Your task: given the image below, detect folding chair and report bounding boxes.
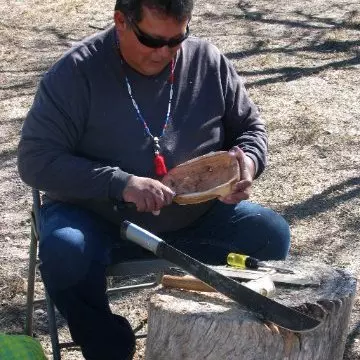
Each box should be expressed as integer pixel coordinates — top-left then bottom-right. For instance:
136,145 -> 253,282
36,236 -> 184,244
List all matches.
25,189 -> 173,360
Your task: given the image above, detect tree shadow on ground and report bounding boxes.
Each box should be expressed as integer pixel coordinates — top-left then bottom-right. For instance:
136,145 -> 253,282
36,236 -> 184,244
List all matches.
0,117 -> 24,127
200,2 -> 360,87
236,2 -> 360,31
1,24 -> 81,101
1,19 -> 112,101
0,301 -> 67,336
344,320 -> 360,357
0,303 -> 28,334
0,149 -> 18,168
239,53 -> 360,88
281,176 -> 360,225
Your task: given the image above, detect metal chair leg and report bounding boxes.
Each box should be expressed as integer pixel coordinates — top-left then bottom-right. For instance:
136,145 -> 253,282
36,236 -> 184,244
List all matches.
45,291 -> 61,360
25,212 -> 38,336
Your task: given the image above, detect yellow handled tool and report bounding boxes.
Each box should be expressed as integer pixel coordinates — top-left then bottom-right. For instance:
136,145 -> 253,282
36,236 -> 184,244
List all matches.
227,253 -> 294,274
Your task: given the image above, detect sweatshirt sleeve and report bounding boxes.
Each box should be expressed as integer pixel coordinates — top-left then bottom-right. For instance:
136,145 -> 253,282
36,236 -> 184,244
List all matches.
17,56 -> 131,200
220,55 -> 268,178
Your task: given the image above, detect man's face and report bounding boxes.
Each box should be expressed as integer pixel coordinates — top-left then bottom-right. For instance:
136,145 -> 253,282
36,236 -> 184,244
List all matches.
115,7 -> 189,76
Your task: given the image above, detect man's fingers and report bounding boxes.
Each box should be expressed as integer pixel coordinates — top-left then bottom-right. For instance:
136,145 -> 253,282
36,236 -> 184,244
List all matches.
161,184 -> 176,205
135,198 -> 147,212
219,176 -> 251,204
145,185 -> 175,212
152,189 -> 165,211
229,145 -> 241,154
230,146 -> 252,182
233,180 -> 252,192
220,190 -> 250,204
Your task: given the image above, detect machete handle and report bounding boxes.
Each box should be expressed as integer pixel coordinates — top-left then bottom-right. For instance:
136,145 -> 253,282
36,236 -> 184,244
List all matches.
121,220 -> 164,254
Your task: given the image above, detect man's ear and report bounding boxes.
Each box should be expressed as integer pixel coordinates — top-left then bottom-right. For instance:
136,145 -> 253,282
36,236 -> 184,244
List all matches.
114,10 -> 127,31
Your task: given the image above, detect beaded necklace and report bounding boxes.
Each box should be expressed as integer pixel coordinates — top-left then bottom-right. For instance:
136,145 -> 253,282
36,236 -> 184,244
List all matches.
118,41 -> 175,176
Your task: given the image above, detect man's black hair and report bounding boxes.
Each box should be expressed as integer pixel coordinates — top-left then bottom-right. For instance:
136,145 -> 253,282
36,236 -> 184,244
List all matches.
114,0 -> 193,22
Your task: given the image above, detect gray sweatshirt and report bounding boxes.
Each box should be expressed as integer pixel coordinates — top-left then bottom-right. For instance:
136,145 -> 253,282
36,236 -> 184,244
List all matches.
18,26 -> 267,233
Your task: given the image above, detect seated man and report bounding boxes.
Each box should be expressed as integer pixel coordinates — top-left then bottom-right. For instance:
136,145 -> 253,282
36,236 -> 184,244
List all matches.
17,0 -> 290,358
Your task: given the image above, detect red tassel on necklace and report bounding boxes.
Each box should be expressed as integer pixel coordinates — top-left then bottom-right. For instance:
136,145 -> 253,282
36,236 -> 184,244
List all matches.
154,153 -> 168,176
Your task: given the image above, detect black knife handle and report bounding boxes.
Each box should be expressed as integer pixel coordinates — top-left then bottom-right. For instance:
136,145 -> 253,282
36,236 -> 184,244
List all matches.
114,201 -> 137,211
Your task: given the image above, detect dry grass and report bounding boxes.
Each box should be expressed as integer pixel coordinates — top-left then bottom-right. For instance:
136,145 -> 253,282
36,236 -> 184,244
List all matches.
1,0 -> 359,358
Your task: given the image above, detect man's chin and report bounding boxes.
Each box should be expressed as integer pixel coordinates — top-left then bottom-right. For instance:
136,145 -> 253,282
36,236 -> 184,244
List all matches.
140,62 -> 169,76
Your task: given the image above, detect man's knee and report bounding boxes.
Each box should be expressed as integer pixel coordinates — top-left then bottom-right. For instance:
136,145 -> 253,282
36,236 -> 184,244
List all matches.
39,227 -> 91,290
256,208 -> 291,260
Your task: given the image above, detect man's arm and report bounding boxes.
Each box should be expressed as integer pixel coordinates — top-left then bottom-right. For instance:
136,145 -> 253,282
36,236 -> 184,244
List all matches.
17,63 -> 131,201
216,54 -> 267,204
220,56 -> 268,179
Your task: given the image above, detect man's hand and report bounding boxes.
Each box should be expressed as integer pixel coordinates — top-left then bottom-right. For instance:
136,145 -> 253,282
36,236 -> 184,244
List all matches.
219,146 -> 255,204
122,175 -> 175,213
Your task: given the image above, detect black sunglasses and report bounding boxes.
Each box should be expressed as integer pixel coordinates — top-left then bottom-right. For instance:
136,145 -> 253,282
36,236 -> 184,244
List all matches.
128,19 -> 190,49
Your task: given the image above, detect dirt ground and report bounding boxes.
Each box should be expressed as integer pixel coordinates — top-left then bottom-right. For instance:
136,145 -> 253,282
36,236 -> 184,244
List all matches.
1,0 -> 359,359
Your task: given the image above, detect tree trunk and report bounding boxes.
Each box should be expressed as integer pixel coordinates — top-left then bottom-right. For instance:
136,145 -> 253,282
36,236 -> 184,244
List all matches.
145,258 -> 356,360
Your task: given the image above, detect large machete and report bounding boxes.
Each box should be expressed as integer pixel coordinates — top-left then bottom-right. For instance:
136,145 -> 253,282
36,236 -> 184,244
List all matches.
121,221 -> 322,332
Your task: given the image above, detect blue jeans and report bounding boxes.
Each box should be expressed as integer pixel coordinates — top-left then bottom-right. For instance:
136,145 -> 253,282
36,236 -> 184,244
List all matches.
39,201 -> 290,360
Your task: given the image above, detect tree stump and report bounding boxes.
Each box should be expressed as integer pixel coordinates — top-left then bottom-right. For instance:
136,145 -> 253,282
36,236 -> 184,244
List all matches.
145,257 -> 357,360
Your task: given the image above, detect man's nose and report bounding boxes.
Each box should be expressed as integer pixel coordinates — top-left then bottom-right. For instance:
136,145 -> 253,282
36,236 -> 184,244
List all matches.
156,45 -> 172,58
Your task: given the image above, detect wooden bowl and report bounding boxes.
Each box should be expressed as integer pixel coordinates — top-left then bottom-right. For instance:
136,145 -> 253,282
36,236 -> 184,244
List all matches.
162,151 -> 240,205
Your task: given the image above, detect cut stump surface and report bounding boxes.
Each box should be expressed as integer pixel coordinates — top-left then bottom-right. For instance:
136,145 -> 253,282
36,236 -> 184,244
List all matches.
145,257 -> 357,360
